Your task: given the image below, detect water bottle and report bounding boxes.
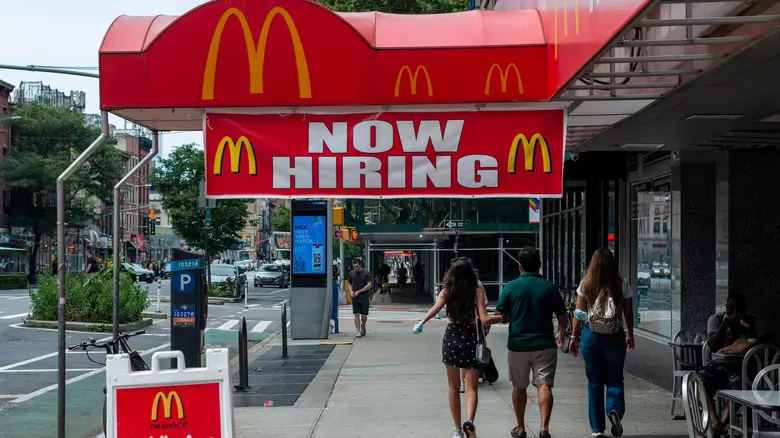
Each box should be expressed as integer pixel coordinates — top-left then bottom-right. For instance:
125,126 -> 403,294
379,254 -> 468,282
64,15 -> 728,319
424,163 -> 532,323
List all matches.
574,309 -> 588,321
413,321 -> 424,334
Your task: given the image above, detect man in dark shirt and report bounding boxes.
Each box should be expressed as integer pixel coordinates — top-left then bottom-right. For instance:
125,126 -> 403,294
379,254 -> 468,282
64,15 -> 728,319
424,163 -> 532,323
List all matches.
495,247 -> 567,438
85,251 -> 99,274
348,258 -> 372,338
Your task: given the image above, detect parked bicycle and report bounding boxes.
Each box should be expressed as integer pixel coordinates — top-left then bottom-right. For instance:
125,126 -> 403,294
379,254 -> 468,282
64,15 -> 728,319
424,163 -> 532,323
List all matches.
68,330 -> 149,434
558,286 -> 578,353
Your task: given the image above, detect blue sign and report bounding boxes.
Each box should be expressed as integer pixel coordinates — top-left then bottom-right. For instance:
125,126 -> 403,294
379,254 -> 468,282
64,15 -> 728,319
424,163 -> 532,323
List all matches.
172,304 -> 196,327
172,272 -> 196,294
292,215 -> 326,275
170,258 -> 203,272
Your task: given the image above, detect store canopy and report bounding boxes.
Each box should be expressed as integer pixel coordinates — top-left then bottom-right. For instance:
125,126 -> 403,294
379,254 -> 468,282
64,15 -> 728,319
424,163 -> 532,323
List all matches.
98,0 -> 654,130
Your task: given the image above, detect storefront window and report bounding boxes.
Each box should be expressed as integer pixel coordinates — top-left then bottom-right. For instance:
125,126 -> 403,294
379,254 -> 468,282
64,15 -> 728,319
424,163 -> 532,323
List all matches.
632,175 -> 673,338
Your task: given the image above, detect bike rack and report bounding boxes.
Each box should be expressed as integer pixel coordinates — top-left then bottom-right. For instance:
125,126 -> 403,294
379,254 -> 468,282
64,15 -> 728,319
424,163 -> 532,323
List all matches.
281,303 -> 289,359
234,317 -> 250,391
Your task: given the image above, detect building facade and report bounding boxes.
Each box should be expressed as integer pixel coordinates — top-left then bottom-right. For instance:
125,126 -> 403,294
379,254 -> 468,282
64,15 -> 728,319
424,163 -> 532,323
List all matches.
0,80 -> 15,233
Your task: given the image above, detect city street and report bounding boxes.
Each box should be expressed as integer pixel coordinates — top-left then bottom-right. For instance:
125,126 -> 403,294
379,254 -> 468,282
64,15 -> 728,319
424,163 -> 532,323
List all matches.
0,270 -> 290,430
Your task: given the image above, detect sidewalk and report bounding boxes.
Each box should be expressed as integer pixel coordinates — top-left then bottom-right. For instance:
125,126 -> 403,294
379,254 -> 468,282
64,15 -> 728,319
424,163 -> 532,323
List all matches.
233,318 -> 688,438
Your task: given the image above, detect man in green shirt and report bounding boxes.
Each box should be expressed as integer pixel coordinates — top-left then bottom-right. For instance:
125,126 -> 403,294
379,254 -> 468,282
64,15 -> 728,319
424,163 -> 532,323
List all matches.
495,247 -> 568,438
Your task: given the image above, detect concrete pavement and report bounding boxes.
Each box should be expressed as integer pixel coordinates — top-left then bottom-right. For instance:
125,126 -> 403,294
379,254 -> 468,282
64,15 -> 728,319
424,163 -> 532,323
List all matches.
235,317 -> 687,438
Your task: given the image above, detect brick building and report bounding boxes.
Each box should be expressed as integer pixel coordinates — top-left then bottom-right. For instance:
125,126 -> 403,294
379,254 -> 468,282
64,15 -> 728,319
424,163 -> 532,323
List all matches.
0,80 -> 15,232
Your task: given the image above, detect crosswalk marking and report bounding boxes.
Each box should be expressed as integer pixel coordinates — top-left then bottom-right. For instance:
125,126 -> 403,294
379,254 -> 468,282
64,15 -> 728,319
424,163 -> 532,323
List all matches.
0,313 -> 28,320
215,319 -> 239,331
251,321 -> 271,333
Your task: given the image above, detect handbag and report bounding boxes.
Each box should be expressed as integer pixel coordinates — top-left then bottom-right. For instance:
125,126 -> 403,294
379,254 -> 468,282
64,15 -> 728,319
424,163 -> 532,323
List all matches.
475,304 -> 492,364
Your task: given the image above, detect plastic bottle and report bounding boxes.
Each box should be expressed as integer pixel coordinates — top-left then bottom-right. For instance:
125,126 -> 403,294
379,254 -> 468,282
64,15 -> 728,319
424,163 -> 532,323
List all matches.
413,321 -> 424,334
574,309 -> 588,321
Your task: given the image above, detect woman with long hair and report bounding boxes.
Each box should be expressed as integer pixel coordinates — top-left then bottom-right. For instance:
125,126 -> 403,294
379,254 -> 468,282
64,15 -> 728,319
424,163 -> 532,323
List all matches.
569,249 -> 635,438
414,257 -> 500,438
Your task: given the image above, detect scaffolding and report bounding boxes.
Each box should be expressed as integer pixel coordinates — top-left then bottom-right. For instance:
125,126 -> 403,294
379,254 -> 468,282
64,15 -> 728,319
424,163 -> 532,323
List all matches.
13,81 -> 86,112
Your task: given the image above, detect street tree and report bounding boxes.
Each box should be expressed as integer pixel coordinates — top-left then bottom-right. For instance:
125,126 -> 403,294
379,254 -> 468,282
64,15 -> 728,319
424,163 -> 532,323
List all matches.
150,144 -> 251,262
0,103 -> 123,284
271,204 -> 291,233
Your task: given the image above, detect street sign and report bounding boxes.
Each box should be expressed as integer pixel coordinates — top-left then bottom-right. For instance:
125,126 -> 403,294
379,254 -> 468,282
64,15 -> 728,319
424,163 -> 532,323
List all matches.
205,208 -> 212,229
444,221 -> 468,228
106,349 -> 234,438
172,272 -> 195,294
334,229 -> 342,239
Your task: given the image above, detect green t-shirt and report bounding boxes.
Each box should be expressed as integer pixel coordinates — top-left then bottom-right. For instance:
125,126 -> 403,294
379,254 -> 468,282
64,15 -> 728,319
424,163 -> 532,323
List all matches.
495,273 -> 567,352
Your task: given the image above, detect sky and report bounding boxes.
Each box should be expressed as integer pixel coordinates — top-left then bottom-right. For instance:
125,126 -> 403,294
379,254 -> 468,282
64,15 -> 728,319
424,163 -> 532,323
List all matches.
2,0 -> 209,157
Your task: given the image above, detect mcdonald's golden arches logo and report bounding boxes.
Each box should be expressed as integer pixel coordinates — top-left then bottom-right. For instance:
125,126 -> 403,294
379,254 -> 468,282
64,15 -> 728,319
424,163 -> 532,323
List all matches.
151,391 -> 184,421
508,134 -> 552,174
485,63 -> 524,95
202,7 -> 312,100
214,135 -> 257,176
394,65 -> 433,97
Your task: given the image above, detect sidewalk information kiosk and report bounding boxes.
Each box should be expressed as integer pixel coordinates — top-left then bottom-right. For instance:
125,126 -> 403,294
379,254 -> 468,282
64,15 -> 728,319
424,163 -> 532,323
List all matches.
289,199 -> 334,339
170,248 -> 207,367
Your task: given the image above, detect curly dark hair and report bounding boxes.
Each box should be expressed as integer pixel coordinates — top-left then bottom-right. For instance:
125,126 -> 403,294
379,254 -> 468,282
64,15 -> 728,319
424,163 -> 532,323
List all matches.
443,257 -> 479,323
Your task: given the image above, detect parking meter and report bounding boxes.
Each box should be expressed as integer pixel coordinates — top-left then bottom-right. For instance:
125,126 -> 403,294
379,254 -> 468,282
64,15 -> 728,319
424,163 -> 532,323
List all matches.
170,248 -> 207,368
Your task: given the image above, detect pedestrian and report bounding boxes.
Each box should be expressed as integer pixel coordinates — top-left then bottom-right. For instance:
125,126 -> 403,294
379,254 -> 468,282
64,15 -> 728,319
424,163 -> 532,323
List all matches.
569,248 -> 635,438
85,251 -> 99,275
348,259 -> 372,338
413,257 -> 500,438
460,280 -> 489,393
494,247 -> 568,438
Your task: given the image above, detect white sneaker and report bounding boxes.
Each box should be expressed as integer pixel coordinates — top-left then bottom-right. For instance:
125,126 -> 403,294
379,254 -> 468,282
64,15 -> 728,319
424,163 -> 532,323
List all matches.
451,428 -> 465,438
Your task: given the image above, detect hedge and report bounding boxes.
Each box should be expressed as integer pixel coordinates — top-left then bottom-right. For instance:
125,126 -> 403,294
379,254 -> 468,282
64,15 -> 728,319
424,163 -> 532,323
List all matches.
0,274 -> 27,290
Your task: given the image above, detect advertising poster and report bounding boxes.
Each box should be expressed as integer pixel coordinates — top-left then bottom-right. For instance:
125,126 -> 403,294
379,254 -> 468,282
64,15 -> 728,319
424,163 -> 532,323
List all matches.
292,216 -> 326,275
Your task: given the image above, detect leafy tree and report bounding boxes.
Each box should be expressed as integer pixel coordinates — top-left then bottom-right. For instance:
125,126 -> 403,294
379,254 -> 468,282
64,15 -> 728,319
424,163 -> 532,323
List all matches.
316,0 -> 465,13
271,204 -> 291,233
0,103 -> 123,284
149,144 -> 250,260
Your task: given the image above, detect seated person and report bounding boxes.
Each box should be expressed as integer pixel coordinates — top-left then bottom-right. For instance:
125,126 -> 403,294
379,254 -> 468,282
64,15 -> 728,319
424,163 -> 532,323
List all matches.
696,293 -> 759,435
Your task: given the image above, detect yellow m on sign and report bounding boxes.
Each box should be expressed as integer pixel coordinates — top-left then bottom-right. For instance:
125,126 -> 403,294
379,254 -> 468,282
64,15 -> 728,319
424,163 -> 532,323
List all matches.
394,65 -> 433,97
485,63 -> 524,95
151,391 -> 184,421
202,7 -> 312,100
214,136 -> 257,176
508,133 -> 552,174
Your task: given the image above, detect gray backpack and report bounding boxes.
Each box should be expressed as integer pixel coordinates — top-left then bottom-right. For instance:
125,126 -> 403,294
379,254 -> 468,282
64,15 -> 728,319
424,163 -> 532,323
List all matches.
587,288 -> 622,334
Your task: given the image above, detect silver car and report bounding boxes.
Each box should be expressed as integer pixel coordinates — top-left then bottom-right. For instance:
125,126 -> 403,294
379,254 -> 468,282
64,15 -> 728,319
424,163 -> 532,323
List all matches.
210,264 -> 247,297
255,263 -> 288,287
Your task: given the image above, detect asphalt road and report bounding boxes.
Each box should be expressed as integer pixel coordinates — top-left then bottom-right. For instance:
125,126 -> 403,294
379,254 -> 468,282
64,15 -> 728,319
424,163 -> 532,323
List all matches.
0,271 -> 290,423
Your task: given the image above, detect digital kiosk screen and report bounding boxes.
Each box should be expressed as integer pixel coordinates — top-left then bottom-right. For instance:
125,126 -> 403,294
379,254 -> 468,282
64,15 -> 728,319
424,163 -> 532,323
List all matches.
292,215 -> 326,275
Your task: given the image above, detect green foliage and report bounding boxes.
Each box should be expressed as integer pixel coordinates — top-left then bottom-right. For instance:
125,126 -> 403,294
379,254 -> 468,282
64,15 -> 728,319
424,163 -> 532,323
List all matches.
209,277 -> 236,297
0,274 -> 28,290
29,273 -> 149,323
272,204 -> 291,233
0,103 -> 123,282
149,144 -> 250,256
316,0 -> 466,13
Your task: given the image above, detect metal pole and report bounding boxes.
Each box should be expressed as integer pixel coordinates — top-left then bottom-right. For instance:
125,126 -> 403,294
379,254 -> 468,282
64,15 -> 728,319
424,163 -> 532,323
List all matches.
498,237 -> 504,289
57,111 -> 109,438
156,277 -> 161,313
281,303 -> 289,359
113,131 -> 158,338
244,278 -> 248,308
321,199 -> 334,339
0,63 -> 100,78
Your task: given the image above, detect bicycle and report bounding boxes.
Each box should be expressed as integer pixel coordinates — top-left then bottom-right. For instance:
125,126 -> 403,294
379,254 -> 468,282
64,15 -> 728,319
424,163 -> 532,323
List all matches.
68,330 -> 149,434
558,286 -> 577,353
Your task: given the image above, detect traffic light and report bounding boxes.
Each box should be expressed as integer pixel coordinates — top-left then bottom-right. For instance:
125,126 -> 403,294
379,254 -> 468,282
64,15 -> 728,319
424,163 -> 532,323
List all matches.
150,209 -> 155,220
333,206 -> 344,226
150,218 -> 156,236
142,217 -> 150,236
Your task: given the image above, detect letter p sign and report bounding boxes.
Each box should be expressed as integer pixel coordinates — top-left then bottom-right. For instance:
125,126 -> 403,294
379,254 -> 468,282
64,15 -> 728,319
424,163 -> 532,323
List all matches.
173,272 -> 195,295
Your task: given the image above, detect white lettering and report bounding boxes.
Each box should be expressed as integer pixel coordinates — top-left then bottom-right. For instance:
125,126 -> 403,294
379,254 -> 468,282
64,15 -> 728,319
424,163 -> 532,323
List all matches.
273,157 -> 313,189
397,120 -> 464,153
318,157 -> 337,188
412,156 -> 451,188
343,157 -> 382,189
353,121 -> 393,154
387,156 -> 406,188
457,155 -> 498,188
308,122 -> 347,153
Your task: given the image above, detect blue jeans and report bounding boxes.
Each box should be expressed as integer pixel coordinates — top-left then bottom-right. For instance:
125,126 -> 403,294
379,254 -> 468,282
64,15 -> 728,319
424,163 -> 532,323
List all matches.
580,325 -> 627,433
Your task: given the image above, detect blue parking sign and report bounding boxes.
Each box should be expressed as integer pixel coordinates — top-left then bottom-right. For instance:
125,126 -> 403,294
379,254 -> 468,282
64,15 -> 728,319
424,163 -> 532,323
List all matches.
172,271 -> 195,294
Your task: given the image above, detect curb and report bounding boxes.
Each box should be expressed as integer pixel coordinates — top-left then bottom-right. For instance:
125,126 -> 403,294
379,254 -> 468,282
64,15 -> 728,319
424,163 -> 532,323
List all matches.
23,318 -> 154,332
159,297 -> 242,305
141,311 -> 168,319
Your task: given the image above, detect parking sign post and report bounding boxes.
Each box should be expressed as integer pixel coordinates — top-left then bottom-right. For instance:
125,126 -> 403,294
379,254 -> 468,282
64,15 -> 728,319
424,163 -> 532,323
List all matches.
170,249 -> 207,368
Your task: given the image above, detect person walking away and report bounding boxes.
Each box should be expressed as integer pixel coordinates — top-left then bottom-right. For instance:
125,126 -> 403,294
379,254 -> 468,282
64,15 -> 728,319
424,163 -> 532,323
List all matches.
85,251 -> 99,275
413,257 -> 501,438
461,280 -> 490,393
398,264 -> 408,292
494,247 -> 567,438
569,249 -> 635,437
348,259 -> 372,338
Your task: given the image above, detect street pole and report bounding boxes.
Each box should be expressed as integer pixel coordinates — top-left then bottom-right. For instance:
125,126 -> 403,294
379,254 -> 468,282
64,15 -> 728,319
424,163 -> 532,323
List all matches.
56,111 -> 109,438
113,131 -> 158,338
322,199 -> 334,339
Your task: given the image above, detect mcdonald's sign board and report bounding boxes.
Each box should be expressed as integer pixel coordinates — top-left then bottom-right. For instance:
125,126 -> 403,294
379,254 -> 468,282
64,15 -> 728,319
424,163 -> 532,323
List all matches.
115,382 -> 222,437
205,110 -> 565,199
394,65 -> 433,97
485,63 -> 524,95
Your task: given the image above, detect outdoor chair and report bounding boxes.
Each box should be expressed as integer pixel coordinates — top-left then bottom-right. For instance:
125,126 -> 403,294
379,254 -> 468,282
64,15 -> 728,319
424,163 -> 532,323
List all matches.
702,340 -> 713,365
751,364 -> 780,437
673,330 -> 707,417
682,371 -> 714,438
729,343 -> 780,436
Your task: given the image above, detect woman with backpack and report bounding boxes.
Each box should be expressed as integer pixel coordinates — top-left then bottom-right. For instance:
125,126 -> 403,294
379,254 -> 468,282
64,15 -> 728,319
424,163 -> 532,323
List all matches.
569,249 -> 635,438
413,258 -> 500,438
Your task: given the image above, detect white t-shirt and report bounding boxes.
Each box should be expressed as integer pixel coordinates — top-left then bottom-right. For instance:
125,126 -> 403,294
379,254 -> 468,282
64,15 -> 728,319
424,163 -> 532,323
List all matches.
576,277 -> 634,299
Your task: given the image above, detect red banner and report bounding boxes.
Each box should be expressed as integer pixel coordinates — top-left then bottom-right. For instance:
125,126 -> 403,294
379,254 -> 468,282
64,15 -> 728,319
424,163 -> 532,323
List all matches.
115,382 -> 222,437
205,110 -> 565,198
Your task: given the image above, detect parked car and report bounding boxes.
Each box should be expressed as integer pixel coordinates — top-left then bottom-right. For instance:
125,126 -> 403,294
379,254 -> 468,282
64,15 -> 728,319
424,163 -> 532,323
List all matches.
210,264 -> 247,297
637,271 -> 651,295
234,260 -> 255,272
161,263 -> 172,279
254,263 -> 289,288
121,263 -> 154,283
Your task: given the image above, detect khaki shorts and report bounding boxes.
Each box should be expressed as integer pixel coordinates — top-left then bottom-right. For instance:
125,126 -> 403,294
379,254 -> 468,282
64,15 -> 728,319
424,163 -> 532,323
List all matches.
507,348 -> 558,389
